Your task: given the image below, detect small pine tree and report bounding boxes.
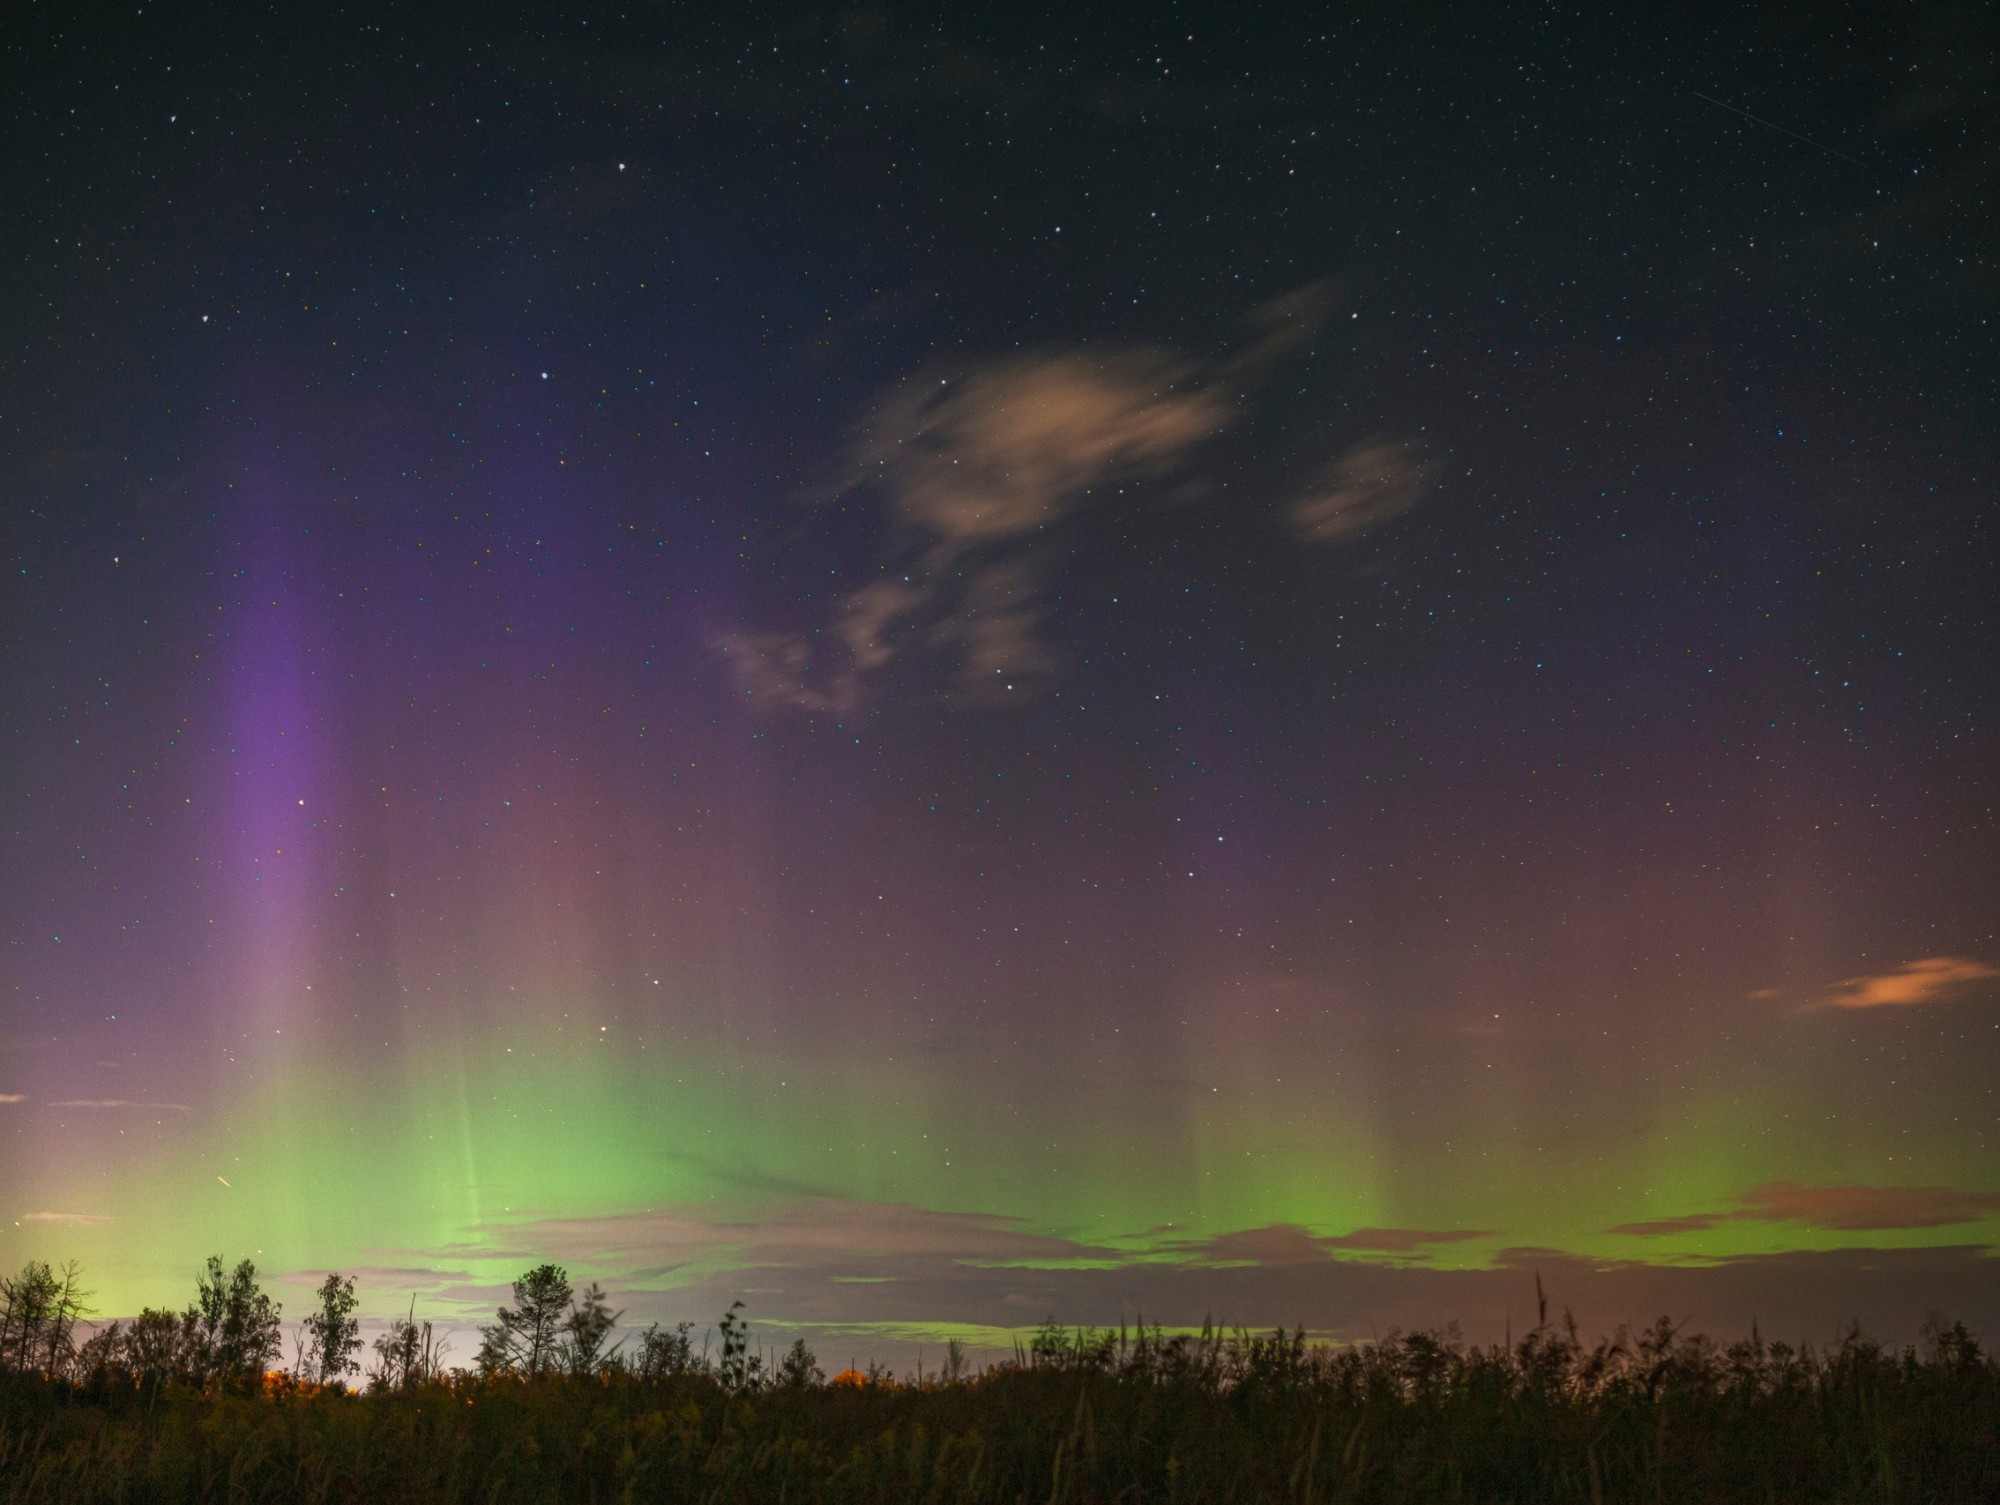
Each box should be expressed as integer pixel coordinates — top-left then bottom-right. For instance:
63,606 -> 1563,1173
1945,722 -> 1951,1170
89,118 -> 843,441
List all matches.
478,1264 -> 573,1377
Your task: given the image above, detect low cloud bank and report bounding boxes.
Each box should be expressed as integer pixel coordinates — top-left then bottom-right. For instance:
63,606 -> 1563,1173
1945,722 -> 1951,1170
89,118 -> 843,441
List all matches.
374,1191 -> 2000,1358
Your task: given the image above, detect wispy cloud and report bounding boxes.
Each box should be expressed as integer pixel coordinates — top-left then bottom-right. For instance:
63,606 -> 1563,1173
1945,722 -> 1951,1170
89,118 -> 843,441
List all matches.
1812,956 -> 1999,1011
49,1099 -> 189,1110
1321,1227 -> 1491,1253
1182,1224 -> 1336,1266
1221,280 -> 1341,377
1607,1212 -> 1729,1237
1611,1181 -> 2000,1236
23,1211 -> 111,1226
507,1201 -> 1496,1286
1168,1223 -> 1492,1265
721,347 -> 1226,710
0,1094 -> 23,1104
718,286 -> 1350,711
1288,436 -> 1431,543
513,1197 -> 1122,1276
277,1264 -> 472,1290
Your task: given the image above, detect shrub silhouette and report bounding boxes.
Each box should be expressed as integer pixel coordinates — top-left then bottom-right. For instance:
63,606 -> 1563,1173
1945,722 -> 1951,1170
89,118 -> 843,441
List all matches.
369,1300 -> 451,1392
716,1298 -> 762,1392
632,1319 -> 701,1379
777,1335 -> 823,1389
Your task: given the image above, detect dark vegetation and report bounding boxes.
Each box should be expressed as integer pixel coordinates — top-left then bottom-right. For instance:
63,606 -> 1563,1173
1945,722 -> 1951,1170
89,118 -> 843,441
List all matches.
1,1258 -> 1996,1502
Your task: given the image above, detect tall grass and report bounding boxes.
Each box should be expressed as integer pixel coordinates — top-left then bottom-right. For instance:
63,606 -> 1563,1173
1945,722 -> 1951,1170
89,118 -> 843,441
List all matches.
1,1313 -> 1995,1502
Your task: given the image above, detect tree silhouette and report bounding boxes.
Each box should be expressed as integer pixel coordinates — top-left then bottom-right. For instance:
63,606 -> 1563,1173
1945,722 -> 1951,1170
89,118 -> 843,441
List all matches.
565,1281 -> 623,1376
121,1308 -> 198,1386
299,1272 -> 361,1385
0,1261 -> 91,1376
186,1256 -> 281,1384
477,1263 -> 573,1377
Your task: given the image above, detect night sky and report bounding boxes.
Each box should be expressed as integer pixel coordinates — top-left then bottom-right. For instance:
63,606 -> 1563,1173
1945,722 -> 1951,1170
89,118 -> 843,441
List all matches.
5,2 -> 1999,1356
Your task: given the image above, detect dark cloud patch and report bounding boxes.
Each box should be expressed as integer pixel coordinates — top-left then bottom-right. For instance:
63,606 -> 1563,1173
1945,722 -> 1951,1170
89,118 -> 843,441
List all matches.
1323,1227 -> 1492,1253
509,1197 -> 1124,1278
445,1199 -> 2000,1364
1164,1223 -> 1493,1264
1611,1181 -> 2000,1236
277,1264 -> 474,1291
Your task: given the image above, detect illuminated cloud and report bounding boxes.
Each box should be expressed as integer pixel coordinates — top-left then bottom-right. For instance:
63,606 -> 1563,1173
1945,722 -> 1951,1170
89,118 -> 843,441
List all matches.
720,287 -> 1336,710
1288,436 -> 1430,542
712,628 -> 859,714
852,348 -> 1228,546
24,1211 -> 112,1226
0,1094 -> 24,1104
837,576 -> 929,676
1814,956 -> 2000,1011
922,560 -> 1053,705
1611,1181 -> 2000,1236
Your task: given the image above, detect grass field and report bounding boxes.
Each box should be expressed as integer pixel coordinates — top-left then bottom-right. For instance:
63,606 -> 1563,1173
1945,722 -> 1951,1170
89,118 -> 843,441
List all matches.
2,1312 -> 1995,1503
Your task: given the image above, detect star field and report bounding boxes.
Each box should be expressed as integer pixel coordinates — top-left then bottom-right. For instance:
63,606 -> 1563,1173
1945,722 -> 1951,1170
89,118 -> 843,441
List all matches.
2,2 -> 1997,1348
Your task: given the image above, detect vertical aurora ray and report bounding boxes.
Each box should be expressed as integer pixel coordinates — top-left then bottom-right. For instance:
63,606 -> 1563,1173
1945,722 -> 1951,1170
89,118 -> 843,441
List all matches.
212,501 -> 325,1060
4,4 -> 1999,1350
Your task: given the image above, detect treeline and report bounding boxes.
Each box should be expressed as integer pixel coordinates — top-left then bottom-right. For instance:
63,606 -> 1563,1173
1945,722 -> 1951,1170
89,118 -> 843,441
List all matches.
0,1256 -> 816,1393
2,1255 -> 346,1391
2,1256 -> 1998,1501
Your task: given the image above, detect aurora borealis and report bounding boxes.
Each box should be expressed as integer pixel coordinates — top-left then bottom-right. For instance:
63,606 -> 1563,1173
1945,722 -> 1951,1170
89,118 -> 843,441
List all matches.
4,4 -> 1998,1357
